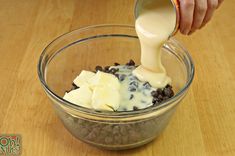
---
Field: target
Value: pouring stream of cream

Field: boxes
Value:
[133,0,176,88]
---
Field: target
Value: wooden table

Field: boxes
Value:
[0,0,234,155]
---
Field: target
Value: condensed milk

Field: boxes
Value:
[133,0,178,88]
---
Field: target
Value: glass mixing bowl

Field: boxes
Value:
[38,25,194,150]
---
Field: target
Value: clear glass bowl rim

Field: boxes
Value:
[37,24,194,118]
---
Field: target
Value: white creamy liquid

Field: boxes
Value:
[133,0,176,88]
[111,65,155,111]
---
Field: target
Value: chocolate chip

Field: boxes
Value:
[80,128,89,136]
[152,98,157,104]
[129,130,140,142]
[163,87,174,97]
[129,81,138,88]
[129,94,134,100]
[151,84,175,105]
[114,135,122,144]
[151,91,158,97]
[133,106,139,111]
[95,66,103,71]
[105,137,113,144]
[113,125,120,134]
[114,62,120,66]
[119,74,126,81]
[163,96,169,100]
[122,137,128,143]
[157,88,163,95]
[143,82,151,89]
[72,83,79,89]
[129,87,136,92]
[120,126,127,135]
[157,94,163,101]
[152,98,160,105]
[104,66,110,71]
[166,84,172,89]
[114,74,119,78]
[130,76,137,81]
[86,132,97,141]
[129,59,135,66]
[63,115,164,146]
[109,68,118,74]
[126,59,135,66]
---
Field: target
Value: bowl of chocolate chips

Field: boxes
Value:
[38,25,194,150]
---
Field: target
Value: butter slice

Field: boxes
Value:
[89,71,120,90]
[91,86,120,111]
[63,85,93,109]
[73,70,95,87]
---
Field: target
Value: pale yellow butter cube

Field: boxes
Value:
[89,71,120,90]
[73,70,95,87]
[91,86,120,111]
[63,85,93,109]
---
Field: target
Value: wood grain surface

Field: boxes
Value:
[0,0,234,155]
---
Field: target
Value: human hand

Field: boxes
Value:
[179,0,224,35]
